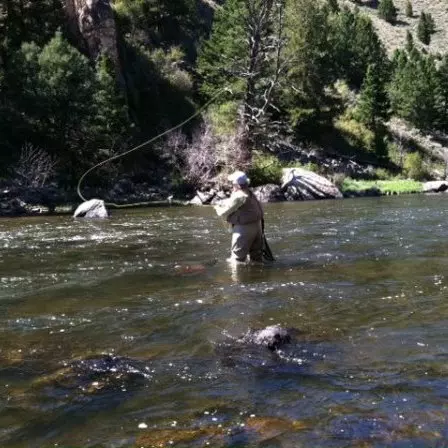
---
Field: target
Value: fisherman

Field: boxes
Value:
[214,171,264,264]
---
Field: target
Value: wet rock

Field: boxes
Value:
[253,184,286,203]
[423,181,448,193]
[245,416,310,442]
[237,325,295,351]
[136,427,224,448]
[73,198,109,218]
[281,167,343,200]
[33,355,151,393]
[189,189,217,205]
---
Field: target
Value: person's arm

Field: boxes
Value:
[214,191,247,219]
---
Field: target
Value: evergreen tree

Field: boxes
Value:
[93,55,131,149]
[197,0,247,99]
[405,1,413,18]
[332,8,389,88]
[435,55,448,131]
[389,50,438,129]
[355,64,389,128]
[285,0,335,109]
[378,0,397,23]
[405,31,414,53]
[417,12,433,45]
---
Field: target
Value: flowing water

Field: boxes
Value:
[0,195,447,447]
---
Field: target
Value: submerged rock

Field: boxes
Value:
[33,355,151,394]
[73,198,108,218]
[237,325,294,351]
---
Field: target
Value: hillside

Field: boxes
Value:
[342,0,448,55]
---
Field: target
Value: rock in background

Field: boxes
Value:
[281,168,343,201]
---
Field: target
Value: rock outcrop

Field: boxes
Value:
[281,167,343,201]
[64,0,120,67]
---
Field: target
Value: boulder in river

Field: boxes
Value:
[281,167,343,200]
[73,199,109,218]
[237,325,294,351]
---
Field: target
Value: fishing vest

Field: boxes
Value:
[227,191,263,225]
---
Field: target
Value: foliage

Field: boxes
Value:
[389,49,439,130]
[248,152,284,186]
[417,12,435,45]
[334,116,377,154]
[405,1,413,18]
[435,55,448,131]
[354,64,390,128]
[342,178,423,194]
[330,7,389,88]
[378,0,397,23]
[197,0,248,100]
[403,152,427,180]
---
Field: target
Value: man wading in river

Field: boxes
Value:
[215,171,264,264]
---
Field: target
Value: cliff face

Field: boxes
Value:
[64,0,119,66]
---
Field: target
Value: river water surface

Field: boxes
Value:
[0,196,447,447]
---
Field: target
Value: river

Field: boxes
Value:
[0,195,447,447]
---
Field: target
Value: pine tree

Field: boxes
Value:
[378,0,397,23]
[435,55,448,131]
[197,0,248,99]
[389,50,438,130]
[285,0,335,108]
[405,31,414,53]
[405,1,413,18]
[93,55,130,149]
[355,64,389,128]
[332,8,389,88]
[417,12,432,45]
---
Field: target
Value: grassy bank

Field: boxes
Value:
[341,179,423,196]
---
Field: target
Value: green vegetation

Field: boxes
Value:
[0,0,446,191]
[378,0,397,24]
[342,179,423,195]
[417,12,436,45]
[405,1,413,18]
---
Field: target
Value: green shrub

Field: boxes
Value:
[335,117,376,153]
[403,152,427,180]
[405,1,413,17]
[248,152,283,186]
[374,167,393,180]
[378,0,397,23]
[207,101,240,136]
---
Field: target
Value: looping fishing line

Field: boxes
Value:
[77,88,232,207]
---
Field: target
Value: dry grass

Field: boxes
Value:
[341,0,448,56]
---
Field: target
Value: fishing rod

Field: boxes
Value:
[76,87,233,206]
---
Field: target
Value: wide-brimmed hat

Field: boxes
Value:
[228,170,250,185]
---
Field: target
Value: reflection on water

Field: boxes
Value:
[0,195,447,447]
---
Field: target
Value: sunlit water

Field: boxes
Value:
[0,196,447,447]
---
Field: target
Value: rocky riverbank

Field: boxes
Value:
[2,171,448,218]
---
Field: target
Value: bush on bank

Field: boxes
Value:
[342,178,423,195]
